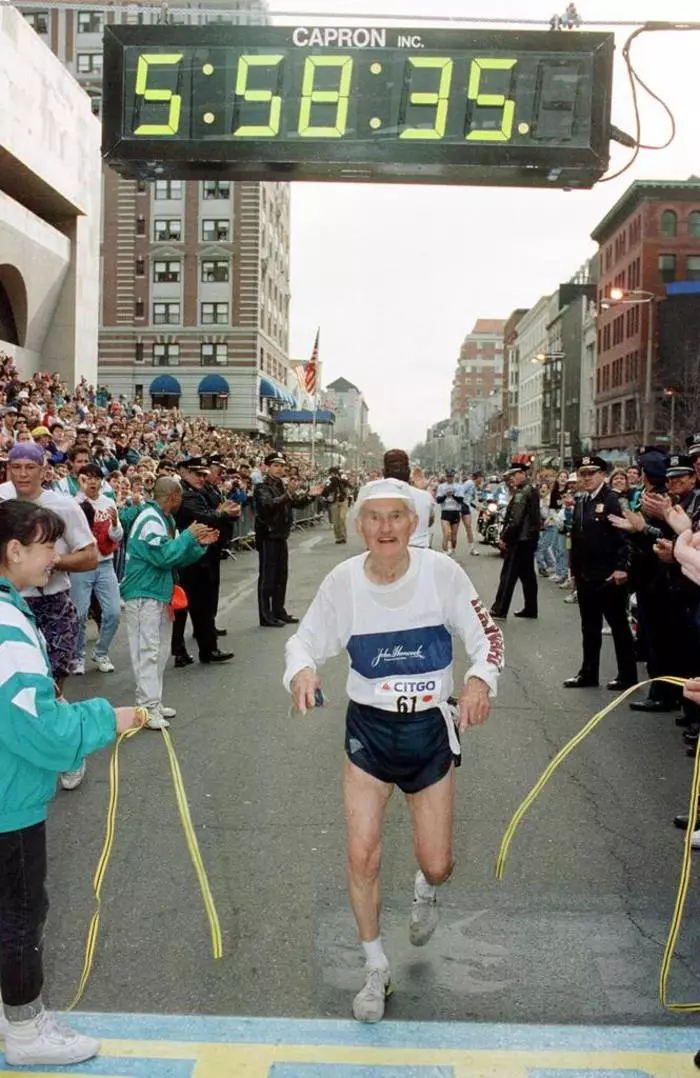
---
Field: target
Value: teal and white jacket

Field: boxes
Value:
[0,579,116,834]
[120,501,206,605]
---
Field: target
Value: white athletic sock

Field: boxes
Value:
[414,870,437,901]
[362,937,388,969]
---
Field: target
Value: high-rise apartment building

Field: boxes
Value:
[16,0,292,431]
[450,319,506,421]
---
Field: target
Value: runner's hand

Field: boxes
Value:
[458,677,490,730]
[291,667,320,715]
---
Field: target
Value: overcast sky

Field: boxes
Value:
[281,0,699,450]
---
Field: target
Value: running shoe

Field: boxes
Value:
[59,761,86,790]
[92,653,115,673]
[5,1010,100,1066]
[409,870,439,946]
[352,966,392,1023]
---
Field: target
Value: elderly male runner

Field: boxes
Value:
[284,478,503,1023]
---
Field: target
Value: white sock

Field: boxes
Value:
[414,870,437,901]
[362,937,388,969]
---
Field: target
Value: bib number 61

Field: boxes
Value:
[396,695,418,715]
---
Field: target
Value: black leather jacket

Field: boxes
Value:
[254,476,313,540]
[501,482,541,546]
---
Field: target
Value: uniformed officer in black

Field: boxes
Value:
[201,454,240,631]
[490,460,541,620]
[564,455,637,690]
[173,457,238,664]
[254,453,321,627]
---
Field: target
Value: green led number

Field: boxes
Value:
[133,53,183,136]
[400,57,454,140]
[233,55,284,137]
[466,57,517,141]
[298,56,353,138]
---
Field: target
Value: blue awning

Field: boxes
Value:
[276,409,335,424]
[198,374,229,395]
[150,375,181,395]
[259,377,278,399]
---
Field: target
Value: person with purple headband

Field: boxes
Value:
[0,443,97,790]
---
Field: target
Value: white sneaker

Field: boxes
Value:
[92,653,115,673]
[690,829,700,849]
[352,966,392,1023]
[470,547,480,556]
[145,712,170,730]
[5,1009,100,1066]
[162,706,177,719]
[409,871,439,946]
[59,761,86,790]
[73,659,85,676]
[0,1010,8,1038]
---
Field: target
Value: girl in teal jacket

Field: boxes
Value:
[0,500,140,1068]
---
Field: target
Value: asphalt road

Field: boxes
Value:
[46,520,700,1026]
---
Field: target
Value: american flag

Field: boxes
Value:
[305,329,319,396]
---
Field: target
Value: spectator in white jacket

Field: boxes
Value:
[71,464,123,674]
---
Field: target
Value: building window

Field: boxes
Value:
[153,302,180,325]
[153,219,182,242]
[135,257,144,277]
[76,53,103,74]
[135,384,143,402]
[77,11,103,33]
[154,180,183,200]
[201,259,229,283]
[153,260,181,283]
[136,216,146,236]
[151,393,180,409]
[88,93,101,118]
[611,402,622,434]
[660,209,678,237]
[658,254,677,284]
[689,211,700,238]
[202,181,231,200]
[135,298,144,318]
[201,302,229,325]
[601,405,609,436]
[200,393,229,411]
[153,343,180,366]
[201,343,228,365]
[624,398,636,431]
[137,180,147,193]
[25,11,49,33]
[687,256,700,282]
[202,219,230,242]
[135,342,144,364]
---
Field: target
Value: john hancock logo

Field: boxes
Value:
[372,643,425,668]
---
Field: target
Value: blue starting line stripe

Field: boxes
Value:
[1,1015,698,1077]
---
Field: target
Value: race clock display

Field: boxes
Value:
[102,25,614,188]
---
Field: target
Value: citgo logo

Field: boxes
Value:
[390,680,436,694]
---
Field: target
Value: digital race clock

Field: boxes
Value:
[101,25,614,188]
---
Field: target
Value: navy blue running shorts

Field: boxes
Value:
[344,700,459,794]
[440,510,461,525]
[460,504,471,516]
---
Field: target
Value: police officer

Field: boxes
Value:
[490,460,541,620]
[201,454,240,630]
[563,455,637,690]
[173,458,237,664]
[254,453,322,627]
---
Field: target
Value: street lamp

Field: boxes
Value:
[663,387,677,450]
[602,288,656,444]
[533,350,566,468]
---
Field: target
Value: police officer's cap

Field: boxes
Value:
[666,454,695,477]
[178,456,209,472]
[687,434,700,459]
[638,448,669,479]
[504,459,530,476]
[264,452,286,466]
[574,454,607,473]
[207,453,224,465]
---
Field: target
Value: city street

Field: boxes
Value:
[47,519,700,1032]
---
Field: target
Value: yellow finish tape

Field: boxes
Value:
[67,709,222,1011]
[496,675,700,1012]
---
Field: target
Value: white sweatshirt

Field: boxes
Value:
[283,547,503,712]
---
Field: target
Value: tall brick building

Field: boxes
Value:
[591,178,700,451]
[450,319,506,422]
[17,0,292,431]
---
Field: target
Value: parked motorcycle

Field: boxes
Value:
[477,500,504,547]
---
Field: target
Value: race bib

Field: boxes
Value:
[375,676,442,713]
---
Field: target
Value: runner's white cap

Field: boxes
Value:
[355,478,416,511]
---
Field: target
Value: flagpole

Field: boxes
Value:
[310,389,317,475]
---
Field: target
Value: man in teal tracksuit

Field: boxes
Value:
[121,476,219,729]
